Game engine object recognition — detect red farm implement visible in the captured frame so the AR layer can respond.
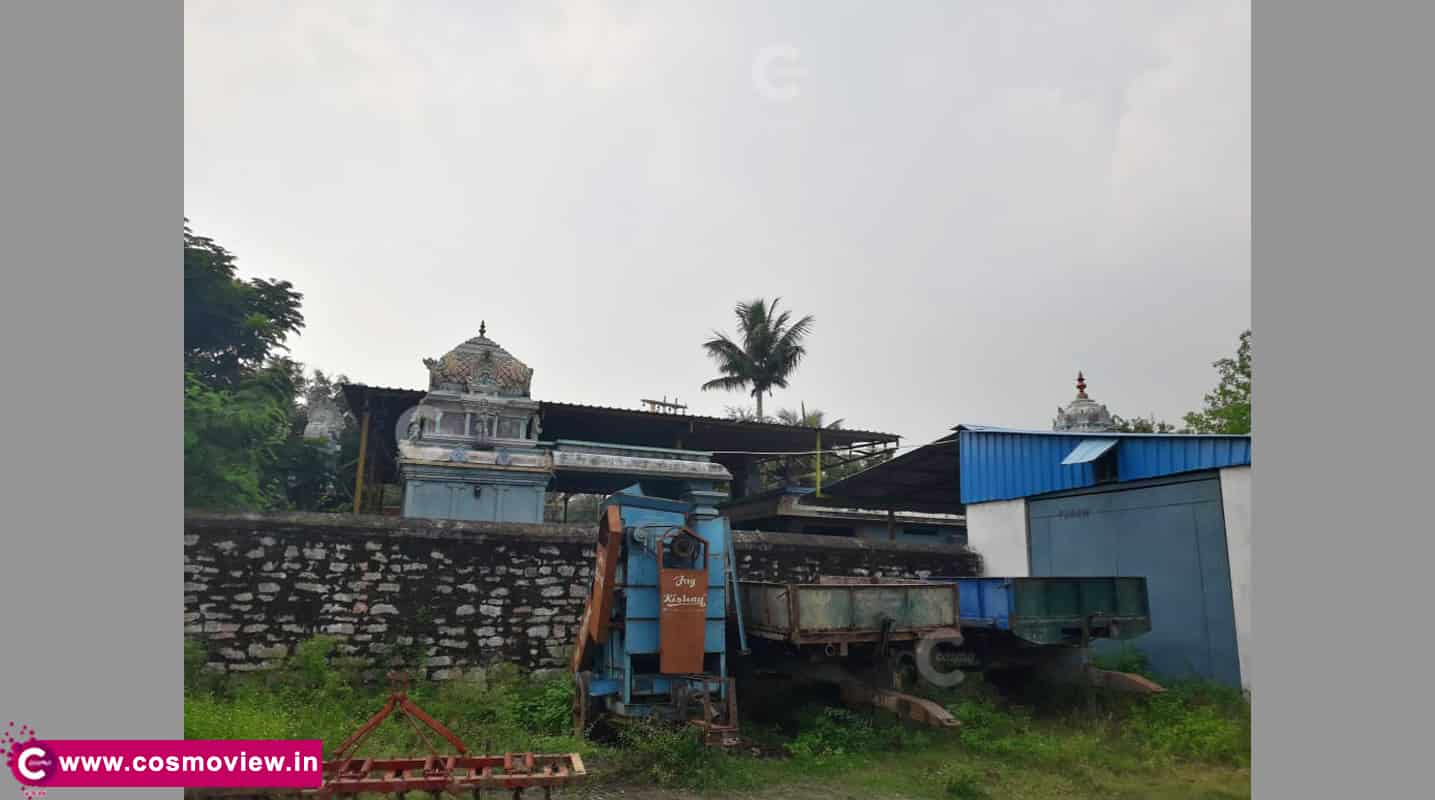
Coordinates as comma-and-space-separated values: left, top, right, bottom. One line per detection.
185, 672, 586, 800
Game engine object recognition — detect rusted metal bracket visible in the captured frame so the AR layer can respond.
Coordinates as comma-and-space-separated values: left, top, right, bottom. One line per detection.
672, 675, 741, 748
330, 672, 467, 765
283, 672, 586, 798
1084, 666, 1167, 695
837, 680, 961, 729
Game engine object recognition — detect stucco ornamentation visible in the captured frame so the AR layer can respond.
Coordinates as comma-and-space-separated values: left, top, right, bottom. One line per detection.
1053, 372, 1114, 432
422, 323, 534, 397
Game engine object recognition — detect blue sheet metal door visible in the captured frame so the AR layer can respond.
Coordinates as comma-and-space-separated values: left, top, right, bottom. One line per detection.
1027, 477, 1241, 687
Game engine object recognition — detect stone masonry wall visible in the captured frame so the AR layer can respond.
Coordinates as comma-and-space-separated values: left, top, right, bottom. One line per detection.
184, 511, 983, 679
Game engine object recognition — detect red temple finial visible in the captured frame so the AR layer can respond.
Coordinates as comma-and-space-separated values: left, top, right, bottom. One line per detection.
1076, 371, 1088, 399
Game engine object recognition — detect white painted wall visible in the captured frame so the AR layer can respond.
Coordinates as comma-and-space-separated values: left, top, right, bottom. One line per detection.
966, 498, 1030, 577
1220, 465, 1253, 692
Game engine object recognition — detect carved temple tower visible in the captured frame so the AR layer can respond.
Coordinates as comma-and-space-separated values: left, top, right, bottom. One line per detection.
396, 323, 553, 522
1052, 372, 1115, 433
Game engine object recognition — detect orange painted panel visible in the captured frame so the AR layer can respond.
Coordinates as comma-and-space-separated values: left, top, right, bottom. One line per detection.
659, 566, 708, 674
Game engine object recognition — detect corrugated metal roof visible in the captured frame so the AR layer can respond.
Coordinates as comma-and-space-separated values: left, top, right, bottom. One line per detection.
538, 400, 899, 443
1060, 438, 1119, 465
958, 425, 1251, 504
958, 424, 1250, 439
337, 387, 899, 444
336, 383, 901, 490
809, 433, 963, 514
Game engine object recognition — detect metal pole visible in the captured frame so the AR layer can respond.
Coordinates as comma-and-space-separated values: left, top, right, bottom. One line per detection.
814, 429, 823, 497
888, 508, 896, 541
726, 530, 749, 655
353, 409, 371, 514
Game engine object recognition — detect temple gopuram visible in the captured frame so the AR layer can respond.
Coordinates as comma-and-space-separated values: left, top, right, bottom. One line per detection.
1052, 372, 1115, 433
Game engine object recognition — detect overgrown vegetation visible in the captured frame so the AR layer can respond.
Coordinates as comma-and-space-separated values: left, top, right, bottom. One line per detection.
184, 223, 360, 513
184, 638, 583, 759
186, 636, 1250, 798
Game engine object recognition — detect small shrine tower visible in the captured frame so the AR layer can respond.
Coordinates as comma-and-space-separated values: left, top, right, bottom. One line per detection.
1053, 372, 1115, 432
396, 323, 553, 522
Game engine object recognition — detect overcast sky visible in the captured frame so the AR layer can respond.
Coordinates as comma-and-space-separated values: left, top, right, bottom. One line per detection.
185, 0, 1249, 446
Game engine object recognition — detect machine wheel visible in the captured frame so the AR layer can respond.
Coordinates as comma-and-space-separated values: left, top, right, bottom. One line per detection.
573, 671, 597, 739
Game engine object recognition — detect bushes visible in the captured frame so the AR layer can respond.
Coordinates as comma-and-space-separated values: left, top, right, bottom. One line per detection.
506, 675, 574, 735
786, 706, 931, 763
1092, 644, 1158, 679
937, 765, 992, 800
609, 717, 736, 789
936, 672, 1249, 773
183, 637, 1251, 797
1123, 682, 1251, 767
182, 637, 584, 759
184, 692, 292, 741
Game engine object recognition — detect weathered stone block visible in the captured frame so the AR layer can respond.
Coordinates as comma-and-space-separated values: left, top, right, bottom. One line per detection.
248, 643, 287, 659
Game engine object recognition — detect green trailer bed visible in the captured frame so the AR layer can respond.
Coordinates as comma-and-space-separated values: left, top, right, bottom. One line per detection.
737, 578, 959, 646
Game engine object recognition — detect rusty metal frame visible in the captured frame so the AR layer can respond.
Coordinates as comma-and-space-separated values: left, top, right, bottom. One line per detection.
739, 580, 959, 647
571, 505, 623, 673
293, 673, 585, 798
319, 752, 586, 796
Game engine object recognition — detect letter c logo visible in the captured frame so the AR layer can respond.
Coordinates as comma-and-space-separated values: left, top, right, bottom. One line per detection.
17, 746, 49, 781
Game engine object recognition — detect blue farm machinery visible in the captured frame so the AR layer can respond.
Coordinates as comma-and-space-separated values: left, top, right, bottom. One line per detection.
569, 486, 744, 746
570, 487, 1166, 746
569, 487, 970, 742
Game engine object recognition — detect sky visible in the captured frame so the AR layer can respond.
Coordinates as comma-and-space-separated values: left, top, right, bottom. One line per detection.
184, 0, 1250, 447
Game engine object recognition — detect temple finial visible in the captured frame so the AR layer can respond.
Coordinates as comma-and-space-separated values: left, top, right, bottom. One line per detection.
480, 320, 487, 337
1076, 371, 1088, 399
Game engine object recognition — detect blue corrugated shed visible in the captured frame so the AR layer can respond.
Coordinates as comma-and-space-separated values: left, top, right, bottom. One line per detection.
957, 425, 1251, 505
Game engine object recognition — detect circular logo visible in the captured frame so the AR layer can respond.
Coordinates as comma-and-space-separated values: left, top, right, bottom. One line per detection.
752, 43, 806, 103
449, 448, 468, 462
913, 627, 967, 688
10, 741, 57, 786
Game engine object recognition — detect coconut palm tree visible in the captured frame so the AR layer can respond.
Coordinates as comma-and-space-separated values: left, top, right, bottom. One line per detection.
772, 404, 845, 487
775, 406, 844, 430
701, 298, 814, 422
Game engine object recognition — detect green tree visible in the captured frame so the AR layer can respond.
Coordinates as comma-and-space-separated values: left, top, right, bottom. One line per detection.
723, 405, 764, 423
1183, 330, 1252, 434
771, 405, 844, 487
275, 369, 356, 512
1112, 414, 1178, 433
184, 364, 299, 510
774, 406, 845, 430
701, 298, 814, 422
725, 404, 891, 490
183, 221, 310, 510
184, 222, 304, 389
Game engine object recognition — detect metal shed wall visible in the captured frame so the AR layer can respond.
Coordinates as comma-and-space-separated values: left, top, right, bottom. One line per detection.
1027, 475, 1242, 686
958, 427, 1251, 505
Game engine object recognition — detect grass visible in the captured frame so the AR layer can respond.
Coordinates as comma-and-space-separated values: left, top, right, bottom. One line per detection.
185, 637, 1251, 799
185, 637, 588, 759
